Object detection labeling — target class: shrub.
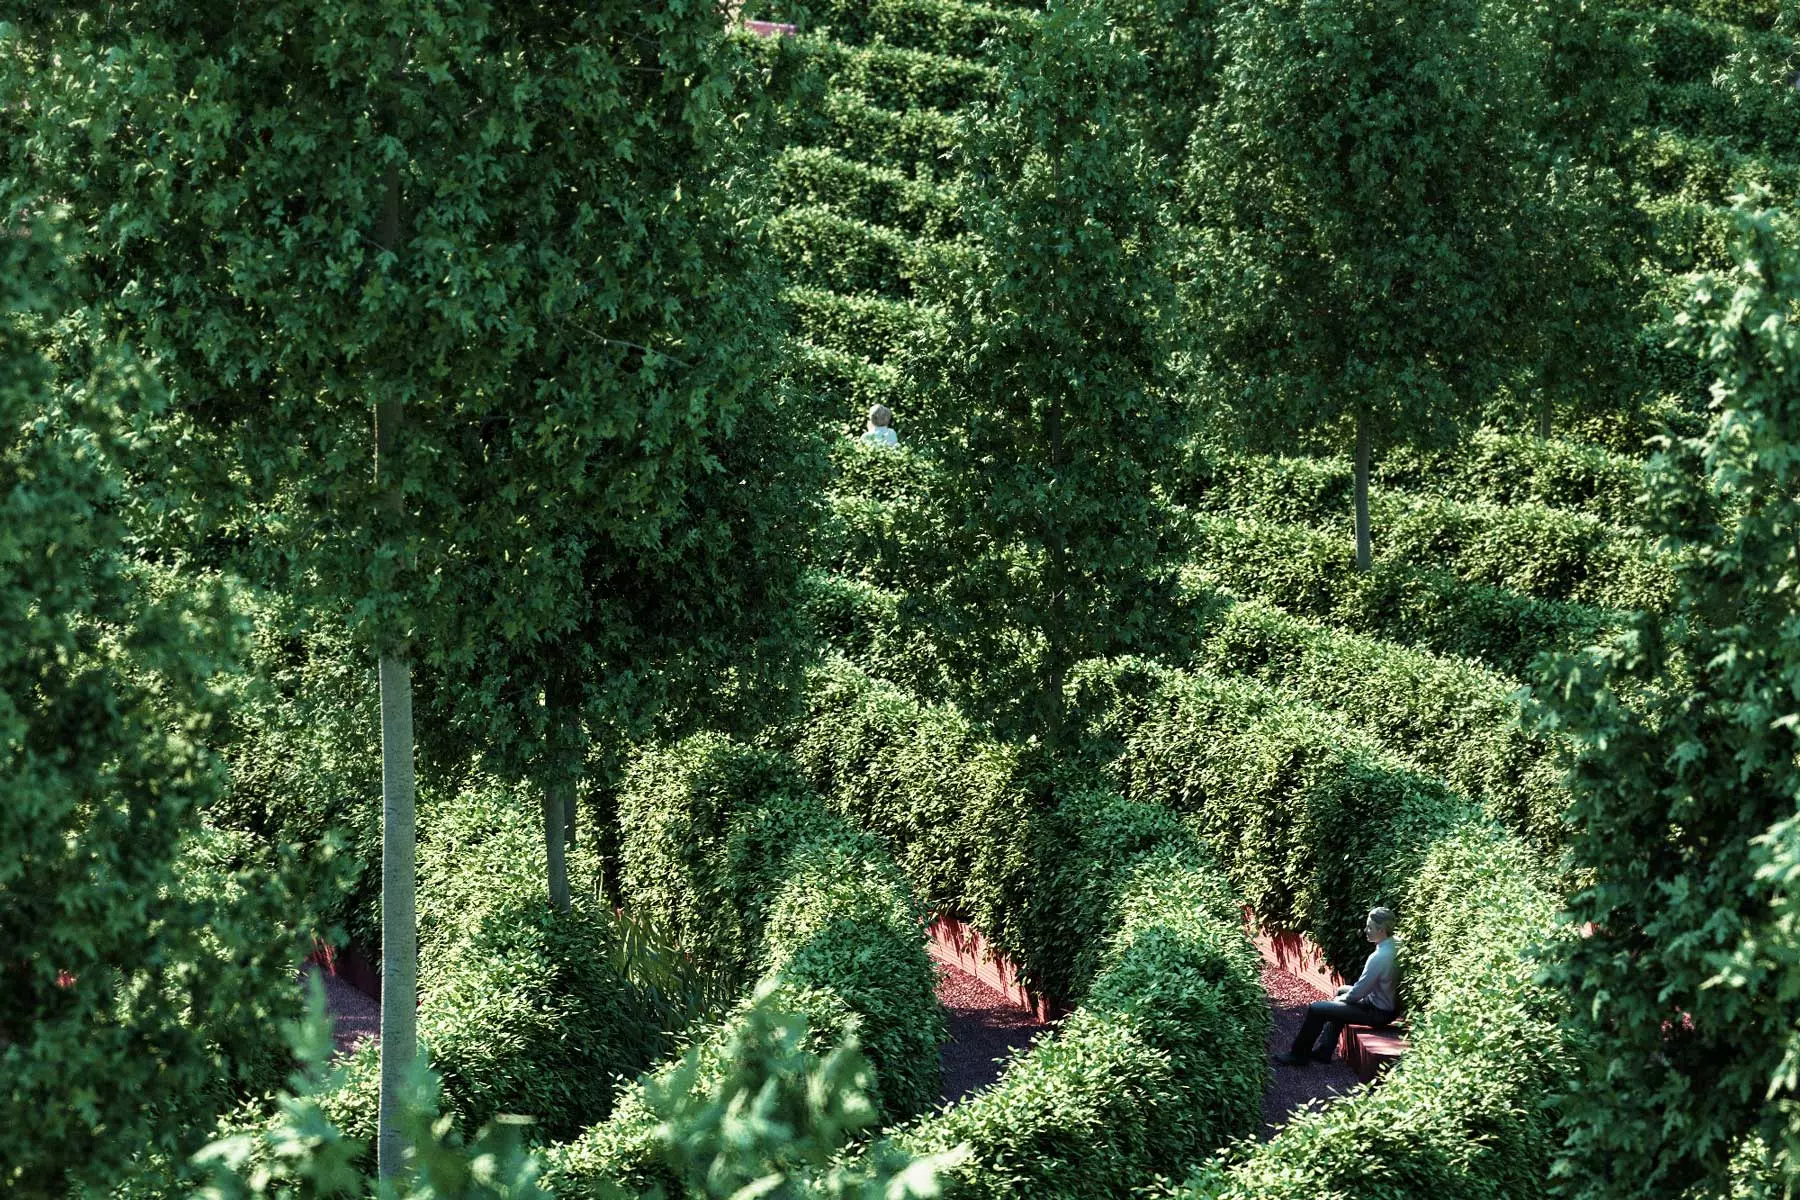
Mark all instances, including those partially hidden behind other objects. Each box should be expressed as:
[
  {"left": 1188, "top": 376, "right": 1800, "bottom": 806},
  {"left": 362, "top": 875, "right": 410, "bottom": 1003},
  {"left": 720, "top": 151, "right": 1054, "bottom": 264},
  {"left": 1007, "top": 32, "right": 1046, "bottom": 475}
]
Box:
[
  {"left": 616, "top": 733, "right": 945, "bottom": 1120},
  {"left": 1178, "top": 444, "right": 1672, "bottom": 611},
  {"left": 1080, "top": 659, "right": 1475, "bottom": 973},
  {"left": 1174, "top": 828, "right": 1567, "bottom": 1200},
  {"left": 789, "top": 658, "right": 1038, "bottom": 978},
  {"left": 786, "top": 36, "right": 1000, "bottom": 113},
  {"left": 768, "top": 206, "right": 971, "bottom": 301},
  {"left": 307, "top": 784, "right": 673, "bottom": 1147},
  {"left": 1383, "top": 428, "right": 1646, "bottom": 527},
  {"left": 799, "top": 574, "right": 954, "bottom": 702},
  {"left": 788, "top": 89, "right": 964, "bottom": 181},
  {"left": 771, "top": 146, "right": 967, "bottom": 240},
  {"left": 810, "top": 0, "right": 1033, "bottom": 63},
  {"left": 1186, "top": 598, "right": 1570, "bottom": 850},
  {"left": 879, "top": 790, "right": 1267, "bottom": 1199},
  {"left": 1180, "top": 512, "right": 1617, "bottom": 678}
]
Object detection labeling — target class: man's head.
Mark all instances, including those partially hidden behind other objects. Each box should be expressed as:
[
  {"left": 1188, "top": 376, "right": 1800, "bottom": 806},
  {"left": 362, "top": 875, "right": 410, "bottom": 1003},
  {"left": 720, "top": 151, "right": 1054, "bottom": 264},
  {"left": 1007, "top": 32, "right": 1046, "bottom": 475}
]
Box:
[
  {"left": 1364, "top": 906, "right": 1396, "bottom": 942},
  {"left": 867, "top": 403, "right": 893, "bottom": 429}
]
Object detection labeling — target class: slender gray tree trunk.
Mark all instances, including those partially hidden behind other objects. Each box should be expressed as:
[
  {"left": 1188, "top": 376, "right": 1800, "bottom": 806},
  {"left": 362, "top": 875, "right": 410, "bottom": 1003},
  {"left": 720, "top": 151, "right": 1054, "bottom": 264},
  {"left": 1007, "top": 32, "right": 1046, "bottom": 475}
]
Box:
[
  {"left": 1353, "top": 409, "right": 1372, "bottom": 573},
  {"left": 1538, "top": 393, "right": 1553, "bottom": 440},
  {"left": 372, "top": 160, "right": 417, "bottom": 1182},
  {"left": 564, "top": 786, "right": 577, "bottom": 848},
  {"left": 544, "top": 782, "right": 571, "bottom": 911}
]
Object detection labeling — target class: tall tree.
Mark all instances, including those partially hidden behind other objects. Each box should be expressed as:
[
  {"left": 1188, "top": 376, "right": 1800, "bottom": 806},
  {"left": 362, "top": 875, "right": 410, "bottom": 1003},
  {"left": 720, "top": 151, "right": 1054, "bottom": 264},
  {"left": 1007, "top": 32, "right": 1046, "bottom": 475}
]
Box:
[
  {"left": 1184, "top": 0, "right": 1539, "bottom": 570},
  {"left": 0, "top": 213, "right": 310, "bottom": 1193},
  {"left": 1534, "top": 200, "right": 1800, "bottom": 1196},
  {"left": 9, "top": 0, "right": 807, "bottom": 1167},
  {"left": 914, "top": 0, "right": 1185, "bottom": 748}
]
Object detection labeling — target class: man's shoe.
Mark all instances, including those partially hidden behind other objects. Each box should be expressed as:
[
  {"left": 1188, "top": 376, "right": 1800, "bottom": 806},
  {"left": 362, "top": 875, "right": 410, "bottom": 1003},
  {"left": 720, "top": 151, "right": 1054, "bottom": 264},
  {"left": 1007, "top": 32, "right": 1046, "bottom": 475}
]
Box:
[
  {"left": 1273, "top": 1051, "right": 1311, "bottom": 1067},
  {"left": 1310, "top": 1048, "right": 1335, "bottom": 1064}
]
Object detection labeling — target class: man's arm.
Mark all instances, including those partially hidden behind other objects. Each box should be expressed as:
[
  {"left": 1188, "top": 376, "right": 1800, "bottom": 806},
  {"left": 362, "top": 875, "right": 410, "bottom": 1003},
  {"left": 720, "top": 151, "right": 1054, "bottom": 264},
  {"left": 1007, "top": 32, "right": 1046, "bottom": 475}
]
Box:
[{"left": 1341, "top": 946, "right": 1382, "bottom": 1004}]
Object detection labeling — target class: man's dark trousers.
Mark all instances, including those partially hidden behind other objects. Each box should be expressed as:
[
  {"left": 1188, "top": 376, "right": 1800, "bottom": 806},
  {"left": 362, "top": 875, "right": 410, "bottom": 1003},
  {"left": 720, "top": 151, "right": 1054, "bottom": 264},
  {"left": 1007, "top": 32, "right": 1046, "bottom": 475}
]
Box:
[{"left": 1290, "top": 999, "right": 1395, "bottom": 1061}]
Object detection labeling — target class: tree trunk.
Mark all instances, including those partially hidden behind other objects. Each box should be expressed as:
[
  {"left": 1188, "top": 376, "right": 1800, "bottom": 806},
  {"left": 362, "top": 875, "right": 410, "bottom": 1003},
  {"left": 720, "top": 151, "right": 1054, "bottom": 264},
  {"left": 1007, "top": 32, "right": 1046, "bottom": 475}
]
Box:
[
  {"left": 1353, "top": 409, "right": 1372, "bottom": 573},
  {"left": 375, "top": 651, "right": 416, "bottom": 1180},
  {"left": 543, "top": 783, "right": 571, "bottom": 912},
  {"left": 371, "top": 159, "right": 417, "bottom": 1182},
  {"left": 564, "top": 786, "right": 577, "bottom": 848},
  {"left": 1538, "top": 393, "right": 1553, "bottom": 440}
]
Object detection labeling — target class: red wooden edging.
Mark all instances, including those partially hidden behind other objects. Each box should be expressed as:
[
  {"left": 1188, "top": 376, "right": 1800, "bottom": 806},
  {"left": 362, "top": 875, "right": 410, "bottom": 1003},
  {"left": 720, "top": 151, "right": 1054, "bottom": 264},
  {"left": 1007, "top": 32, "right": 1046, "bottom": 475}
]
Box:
[
  {"left": 743, "top": 19, "right": 797, "bottom": 37},
  {"left": 926, "top": 914, "right": 1059, "bottom": 1022},
  {"left": 305, "top": 937, "right": 383, "bottom": 1003}
]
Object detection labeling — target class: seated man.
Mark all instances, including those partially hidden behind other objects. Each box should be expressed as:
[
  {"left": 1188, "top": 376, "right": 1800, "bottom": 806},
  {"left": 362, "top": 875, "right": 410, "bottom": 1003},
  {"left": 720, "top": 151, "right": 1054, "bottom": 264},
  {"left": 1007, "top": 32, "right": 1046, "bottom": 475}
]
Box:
[{"left": 1275, "top": 906, "right": 1399, "bottom": 1067}]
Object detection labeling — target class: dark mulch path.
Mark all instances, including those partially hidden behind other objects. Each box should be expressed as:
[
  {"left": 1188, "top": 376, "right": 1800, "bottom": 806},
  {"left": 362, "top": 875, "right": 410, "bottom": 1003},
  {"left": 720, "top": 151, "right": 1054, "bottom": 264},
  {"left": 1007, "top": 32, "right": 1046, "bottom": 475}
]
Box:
[
  {"left": 301, "top": 963, "right": 380, "bottom": 1056},
  {"left": 935, "top": 961, "right": 1045, "bottom": 1103},
  {"left": 1261, "top": 962, "right": 1360, "bottom": 1136}
]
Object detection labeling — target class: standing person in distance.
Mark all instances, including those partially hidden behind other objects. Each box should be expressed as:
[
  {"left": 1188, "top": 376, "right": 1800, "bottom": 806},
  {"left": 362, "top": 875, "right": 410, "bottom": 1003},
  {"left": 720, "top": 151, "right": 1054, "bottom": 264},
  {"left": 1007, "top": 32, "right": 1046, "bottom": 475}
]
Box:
[{"left": 862, "top": 403, "right": 898, "bottom": 447}]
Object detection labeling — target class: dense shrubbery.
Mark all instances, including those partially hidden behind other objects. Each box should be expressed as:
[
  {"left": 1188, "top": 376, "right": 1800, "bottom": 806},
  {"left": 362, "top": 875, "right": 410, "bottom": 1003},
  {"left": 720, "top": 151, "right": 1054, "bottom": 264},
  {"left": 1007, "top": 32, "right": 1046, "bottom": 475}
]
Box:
[
  {"left": 1185, "top": 598, "right": 1570, "bottom": 851},
  {"left": 811, "top": 0, "right": 1031, "bottom": 62},
  {"left": 783, "top": 36, "right": 1000, "bottom": 114},
  {"left": 790, "top": 658, "right": 1038, "bottom": 972},
  {"left": 1180, "top": 512, "right": 1617, "bottom": 678},
  {"left": 885, "top": 792, "right": 1266, "bottom": 1199},
  {"left": 287, "top": 785, "right": 674, "bottom": 1149},
  {"left": 616, "top": 733, "right": 943, "bottom": 1120},
  {"left": 1063, "top": 657, "right": 1570, "bottom": 1199},
  {"left": 1382, "top": 428, "right": 1646, "bottom": 526},
  {"left": 771, "top": 147, "right": 967, "bottom": 240},
  {"left": 1179, "top": 444, "right": 1672, "bottom": 611},
  {"left": 787, "top": 89, "right": 966, "bottom": 181},
  {"left": 1172, "top": 828, "right": 1567, "bottom": 1200}
]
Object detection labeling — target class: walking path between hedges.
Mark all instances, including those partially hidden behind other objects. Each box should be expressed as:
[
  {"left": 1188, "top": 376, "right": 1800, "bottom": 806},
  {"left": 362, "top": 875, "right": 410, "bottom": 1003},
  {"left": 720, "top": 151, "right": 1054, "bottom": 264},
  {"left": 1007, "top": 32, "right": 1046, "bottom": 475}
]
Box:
[
  {"left": 1260, "top": 962, "right": 1360, "bottom": 1136},
  {"left": 303, "top": 953, "right": 1358, "bottom": 1132}
]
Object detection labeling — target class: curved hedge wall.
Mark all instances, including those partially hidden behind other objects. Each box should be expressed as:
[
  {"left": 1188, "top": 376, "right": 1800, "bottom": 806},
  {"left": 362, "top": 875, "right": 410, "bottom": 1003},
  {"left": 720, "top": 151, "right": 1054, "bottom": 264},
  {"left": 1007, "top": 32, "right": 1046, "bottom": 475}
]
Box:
[
  {"left": 887, "top": 791, "right": 1267, "bottom": 1199},
  {"left": 1068, "top": 658, "right": 1570, "bottom": 1200},
  {"left": 296, "top": 785, "right": 673, "bottom": 1147},
  {"left": 615, "top": 733, "right": 944, "bottom": 1121},
  {"left": 1179, "top": 512, "right": 1616, "bottom": 678}
]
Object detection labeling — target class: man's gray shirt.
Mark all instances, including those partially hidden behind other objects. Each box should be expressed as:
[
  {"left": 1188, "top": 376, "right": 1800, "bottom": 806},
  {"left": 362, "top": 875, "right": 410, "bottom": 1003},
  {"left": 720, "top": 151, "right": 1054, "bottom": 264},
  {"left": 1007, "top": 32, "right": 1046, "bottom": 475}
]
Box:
[{"left": 1344, "top": 936, "right": 1399, "bottom": 1012}]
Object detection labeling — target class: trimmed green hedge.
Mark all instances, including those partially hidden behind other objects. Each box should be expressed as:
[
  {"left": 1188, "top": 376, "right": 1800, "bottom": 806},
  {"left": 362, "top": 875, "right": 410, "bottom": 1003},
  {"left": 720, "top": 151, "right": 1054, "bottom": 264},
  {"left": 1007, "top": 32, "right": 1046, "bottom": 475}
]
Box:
[
  {"left": 1178, "top": 445, "right": 1671, "bottom": 612},
  {"left": 768, "top": 205, "right": 970, "bottom": 301},
  {"left": 1172, "top": 828, "right": 1566, "bottom": 1200},
  {"left": 789, "top": 88, "right": 964, "bottom": 181},
  {"left": 799, "top": 573, "right": 953, "bottom": 702},
  {"left": 781, "top": 342, "right": 904, "bottom": 425},
  {"left": 788, "top": 35, "right": 1000, "bottom": 114},
  {"left": 810, "top": 0, "right": 1033, "bottom": 63},
  {"left": 615, "top": 733, "right": 944, "bottom": 1120},
  {"left": 545, "top": 733, "right": 946, "bottom": 1196},
  {"left": 1073, "top": 658, "right": 1472, "bottom": 971},
  {"left": 542, "top": 982, "right": 865, "bottom": 1198},
  {"left": 771, "top": 145, "right": 967, "bottom": 240},
  {"left": 789, "top": 657, "right": 1038, "bottom": 977},
  {"left": 1180, "top": 512, "right": 1616, "bottom": 678},
  {"left": 884, "top": 791, "right": 1267, "bottom": 1199},
  {"left": 785, "top": 285, "right": 941, "bottom": 364},
  {"left": 1186, "top": 598, "right": 1570, "bottom": 851},
  {"left": 304, "top": 785, "right": 672, "bottom": 1146},
  {"left": 1068, "top": 659, "right": 1570, "bottom": 1200},
  {"left": 816, "top": 439, "right": 956, "bottom": 592},
  {"left": 1382, "top": 428, "right": 1646, "bottom": 527}
]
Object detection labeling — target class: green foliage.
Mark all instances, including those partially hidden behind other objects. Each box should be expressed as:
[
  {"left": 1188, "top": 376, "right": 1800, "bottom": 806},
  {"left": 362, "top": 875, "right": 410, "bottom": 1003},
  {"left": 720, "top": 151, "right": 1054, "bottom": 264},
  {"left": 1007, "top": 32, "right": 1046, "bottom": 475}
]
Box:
[
  {"left": 783, "top": 35, "right": 1001, "bottom": 114},
  {"left": 1185, "top": 597, "right": 1571, "bottom": 851},
  {"left": 1180, "top": 442, "right": 1673, "bottom": 610},
  {"left": 1532, "top": 201, "right": 1800, "bottom": 1195},
  {"left": 1179, "top": 511, "right": 1619, "bottom": 678},
  {"left": 1381, "top": 427, "right": 1647, "bottom": 526},
  {"left": 618, "top": 733, "right": 945, "bottom": 1121},
  {"left": 768, "top": 206, "right": 969, "bottom": 301},
  {"left": 0, "top": 215, "right": 316, "bottom": 1193},
  {"left": 1184, "top": 0, "right": 1539, "bottom": 462},
  {"left": 786, "top": 89, "right": 966, "bottom": 183},
  {"left": 1176, "top": 828, "right": 1567, "bottom": 1200},
  {"left": 809, "top": 0, "right": 1033, "bottom": 63},
  {"left": 209, "top": 981, "right": 959, "bottom": 1200},
  {"left": 197, "top": 983, "right": 552, "bottom": 1200},
  {"left": 771, "top": 147, "right": 968, "bottom": 241},
  {"left": 1077, "top": 657, "right": 1476, "bottom": 973},
  {"left": 880, "top": 791, "right": 1266, "bottom": 1199},
  {"left": 279, "top": 785, "right": 673, "bottom": 1149},
  {"left": 912, "top": 0, "right": 1187, "bottom": 743},
  {"left": 790, "top": 659, "right": 1038, "bottom": 977}
]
